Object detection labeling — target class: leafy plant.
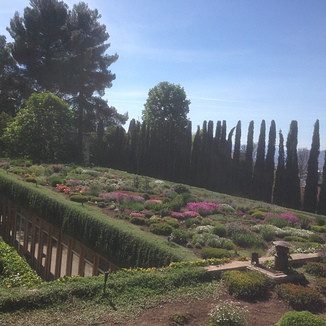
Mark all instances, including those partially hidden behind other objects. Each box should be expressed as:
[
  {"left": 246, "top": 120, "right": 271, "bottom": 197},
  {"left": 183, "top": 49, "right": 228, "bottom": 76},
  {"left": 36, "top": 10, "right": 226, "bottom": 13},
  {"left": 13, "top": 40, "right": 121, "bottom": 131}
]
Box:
[
  {"left": 275, "top": 310, "right": 326, "bottom": 326},
  {"left": 222, "top": 270, "right": 271, "bottom": 299},
  {"left": 149, "top": 223, "right": 173, "bottom": 235},
  {"left": 304, "top": 262, "right": 326, "bottom": 277},
  {"left": 275, "top": 283, "right": 323, "bottom": 311},
  {"left": 201, "top": 248, "right": 231, "bottom": 259},
  {"left": 212, "top": 224, "right": 227, "bottom": 237},
  {"left": 208, "top": 299, "right": 249, "bottom": 326}
]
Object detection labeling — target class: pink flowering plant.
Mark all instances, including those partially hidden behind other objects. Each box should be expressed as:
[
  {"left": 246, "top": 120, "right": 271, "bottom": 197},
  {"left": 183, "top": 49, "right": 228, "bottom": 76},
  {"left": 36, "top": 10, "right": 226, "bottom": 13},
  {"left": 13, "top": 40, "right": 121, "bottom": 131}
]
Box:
[
  {"left": 186, "top": 201, "right": 220, "bottom": 216},
  {"left": 171, "top": 211, "right": 200, "bottom": 220},
  {"left": 100, "top": 191, "right": 145, "bottom": 203}
]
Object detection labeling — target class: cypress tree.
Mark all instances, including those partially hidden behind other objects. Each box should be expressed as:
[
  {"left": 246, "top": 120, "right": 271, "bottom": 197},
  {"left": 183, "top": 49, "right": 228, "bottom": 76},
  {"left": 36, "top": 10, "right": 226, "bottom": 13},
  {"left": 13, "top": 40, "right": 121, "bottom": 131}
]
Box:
[
  {"left": 303, "top": 119, "right": 320, "bottom": 212},
  {"left": 273, "top": 130, "right": 285, "bottom": 206},
  {"left": 232, "top": 120, "right": 241, "bottom": 194},
  {"left": 252, "top": 120, "right": 266, "bottom": 200},
  {"left": 262, "top": 120, "right": 276, "bottom": 203},
  {"left": 189, "top": 126, "right": 201, "bottom": 186},
  {"left": 209, "top": 121, "right": 222, "bottom": 191},
  {"left": 242, "top": 121, "right": 254, "bottom": 197},
  {"left": 284, "top": 120, "right": 301, "bottom": 209},
  {"left": 317, "top": 152, "right": 326, "bottom": 215}
]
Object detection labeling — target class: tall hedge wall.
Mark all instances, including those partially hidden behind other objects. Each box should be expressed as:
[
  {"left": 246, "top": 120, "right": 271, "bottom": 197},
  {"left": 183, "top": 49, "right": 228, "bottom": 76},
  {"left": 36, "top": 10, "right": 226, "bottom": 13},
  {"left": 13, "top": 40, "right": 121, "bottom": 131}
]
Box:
[{"left": 0, "top": 171, "right": 196, "bottom": 268}]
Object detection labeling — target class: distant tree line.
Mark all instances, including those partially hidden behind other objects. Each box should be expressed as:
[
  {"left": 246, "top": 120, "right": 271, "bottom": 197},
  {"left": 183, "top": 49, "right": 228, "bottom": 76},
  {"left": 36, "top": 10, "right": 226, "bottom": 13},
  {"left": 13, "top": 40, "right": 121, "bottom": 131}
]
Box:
[{"left": 90, "top": 117, "right": 325, "bottom": 215}]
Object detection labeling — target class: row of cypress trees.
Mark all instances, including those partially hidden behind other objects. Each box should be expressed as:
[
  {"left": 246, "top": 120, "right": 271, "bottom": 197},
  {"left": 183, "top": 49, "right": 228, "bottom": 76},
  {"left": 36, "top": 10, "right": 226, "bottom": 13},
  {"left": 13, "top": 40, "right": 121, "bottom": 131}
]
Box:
[{"left": 90, "top": 118, "right": 325, "bottom": 215}]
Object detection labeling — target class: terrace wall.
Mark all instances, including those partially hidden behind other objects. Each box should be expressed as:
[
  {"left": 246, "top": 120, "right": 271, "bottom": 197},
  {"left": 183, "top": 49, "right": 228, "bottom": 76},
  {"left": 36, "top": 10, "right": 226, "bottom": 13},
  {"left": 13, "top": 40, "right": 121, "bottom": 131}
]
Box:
[{"left": 0, "top": 197, "right": 118, "bottom": 281}]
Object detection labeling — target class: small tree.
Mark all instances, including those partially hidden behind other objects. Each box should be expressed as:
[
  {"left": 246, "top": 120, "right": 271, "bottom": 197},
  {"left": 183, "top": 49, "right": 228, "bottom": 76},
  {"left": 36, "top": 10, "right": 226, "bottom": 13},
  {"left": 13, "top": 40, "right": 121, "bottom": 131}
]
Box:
[
  {"left": 142, "top": 81, "right": 190, "bottom": 126},
  {"left": 2, "top": 92, "right": 74, "bottom": 162}
]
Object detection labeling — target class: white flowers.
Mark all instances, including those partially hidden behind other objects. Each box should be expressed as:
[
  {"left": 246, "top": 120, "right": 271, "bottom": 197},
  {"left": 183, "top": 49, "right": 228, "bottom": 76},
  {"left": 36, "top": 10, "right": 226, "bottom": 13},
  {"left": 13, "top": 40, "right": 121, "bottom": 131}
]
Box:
[{"left": 209, "top": 299, "right": 249, "bottom": 325}]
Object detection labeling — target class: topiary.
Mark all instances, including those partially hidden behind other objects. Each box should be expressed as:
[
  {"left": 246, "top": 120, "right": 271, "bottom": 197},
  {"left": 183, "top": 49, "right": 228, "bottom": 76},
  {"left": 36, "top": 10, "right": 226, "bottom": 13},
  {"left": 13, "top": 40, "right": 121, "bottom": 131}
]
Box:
[{"left": 275, "top": 310, "right": 326, "bottom": 326}]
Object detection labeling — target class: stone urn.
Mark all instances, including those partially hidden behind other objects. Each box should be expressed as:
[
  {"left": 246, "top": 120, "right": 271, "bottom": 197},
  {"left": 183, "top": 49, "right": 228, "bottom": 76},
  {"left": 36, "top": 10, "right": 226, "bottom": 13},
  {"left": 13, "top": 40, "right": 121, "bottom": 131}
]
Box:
[{"left": 273, "top": 240, "right": 291, "bottom": 272}]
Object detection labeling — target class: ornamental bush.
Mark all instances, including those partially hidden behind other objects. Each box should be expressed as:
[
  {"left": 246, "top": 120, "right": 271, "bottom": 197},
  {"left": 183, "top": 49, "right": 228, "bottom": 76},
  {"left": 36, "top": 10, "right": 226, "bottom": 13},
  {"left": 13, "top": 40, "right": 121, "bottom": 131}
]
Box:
[
  {"left": 201, "top": 248, "right": 231, "bottom": 259},
  {"left": 275, "top": 283, "right": 323, "bottom": 311},
  {"left": 304, "top": 262, "right": 326, "bottom": 278},
  {"left": 149, "top": 223, "right": 173, "bottom": 235},
  {"left": 275, "top": 310, "right": 326, "bottom": 326},
  {"left": 212, "top": 224, "right": 227, "bottom": 237},
  {"left": 222, "top": 270, "right": 271, "bottom": 299},
  {"left": 317, "top": 278, "right": 326, "bottom": 295},
  {"left": 208, "top": 299, "right": 249, "bottom": 326}
]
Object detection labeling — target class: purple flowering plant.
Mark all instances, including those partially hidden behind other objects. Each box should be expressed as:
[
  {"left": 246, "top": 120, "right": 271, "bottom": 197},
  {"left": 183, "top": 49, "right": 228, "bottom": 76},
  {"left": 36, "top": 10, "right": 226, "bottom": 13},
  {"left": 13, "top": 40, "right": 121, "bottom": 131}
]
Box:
[
  {"left": 265, "top": 212, "right": 299, "bottom": 226},
  {"left": 186, "top": 201, "right": 219, "bottom": 216},
  {"left": 100, "top": 191, "right": 145, "bottom": 203}
]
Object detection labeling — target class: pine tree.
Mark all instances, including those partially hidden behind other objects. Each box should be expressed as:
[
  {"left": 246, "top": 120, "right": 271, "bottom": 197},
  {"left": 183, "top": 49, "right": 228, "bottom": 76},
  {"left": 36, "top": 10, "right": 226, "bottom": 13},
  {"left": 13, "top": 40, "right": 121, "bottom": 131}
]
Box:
[
  {"left": 273, "top": 130, "right": 285, "bottom": 206},
  {"left": 284, "top": 121, "right": 301, "bottom": 209},
  {"left": 303, "top": 120, "right": 320, "bottom": 212},
  {"left": 232, "top": 120, "right": 241, "bottom": 194},
  {"left": 252, "top": 120, "right": 266, "bottom": 200},
  {"left": 262, "top": 120, "right": 276, "bottom": 203}
]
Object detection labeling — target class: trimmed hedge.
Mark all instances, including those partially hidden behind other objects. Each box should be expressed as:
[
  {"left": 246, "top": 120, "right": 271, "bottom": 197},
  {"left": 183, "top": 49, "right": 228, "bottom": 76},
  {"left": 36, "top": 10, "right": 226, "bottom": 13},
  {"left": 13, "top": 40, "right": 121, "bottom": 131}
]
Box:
[{"left": 0, "top": 171, "right": 197, "bottom": 269}]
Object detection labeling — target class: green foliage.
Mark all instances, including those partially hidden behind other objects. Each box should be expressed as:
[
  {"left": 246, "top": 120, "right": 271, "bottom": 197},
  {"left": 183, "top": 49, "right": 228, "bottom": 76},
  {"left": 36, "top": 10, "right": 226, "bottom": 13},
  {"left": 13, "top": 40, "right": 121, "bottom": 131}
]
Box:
[
  {"left": 1, "top": 92, "right": 74, "bottom": 162},
  {"left": 163, "top": 217, "right": 180, "bottom": 228},
  {"left": 222, "top": 270, "right": 271, "bottom": 299},
  {"left": 130, "top": 216, "right": 146, "bottom": 225},
  {"left": 308, "top": 233, "right": 325, "bottom": 244},
  {"left": 0, "top": 238, "right": 42, "bottom": 288},
  {"left": 142, "top": 81, "right": 190, "bottom": 126},
  {"left": 304, "top": 262, "right": 326, "bottom": 277},
  {"left": 275, "top": 283, "right": 323, "bottom": 311},
  {"left": 251, "top": 210, "right": 265, "bottom": 220},
  {"left": 208, "top": 299, "right": 249, "bottom": 326},
  {"left": 259, "top": 225, "right": 275, "bottom": 242},
  {"left": 267, "top": 217, "right": 289, "bottom": 228},
  {"left": 315, "top": 215, "right": 326, "bottom": 226},
  {"left": 171, "top": 229, "right": 190, "bottom": 245},
  {"left": 229, "top": 228, "right": 265, "bottom": 249},
  {"left": 171, "top": 184, "right": 190, "bottom": 194},
  {"left": 69, "top": 194, "right": 88, "bottom": 203},
  {"left": 169, "top": 312, "right": 190, "bottom": 325},
  {"left": 0, "top": 171, "right": 197, "bottom": 268},
  {"left": 149, "top": 223, "right": 173, "bottom": 235},
  {"left": 283, "top": 235, "right": 307, "bottom": 242},
  {"left": 317, "top": 278, "right": 326, "bottom": 295},
  {"left": 212, "top": 224, "right": 227, "bottom": 237},
  {"left": 201, "top": 248, "right": 231, "bottom": 259},
  {"left": 312, "top": 225, "right": 326, "bottom": 232},
  {"left": 275, "top": 310, "right": 326, "bottom": 326},
  {"left": 185, "top": 217, "right": 202, "bottom": 228}
]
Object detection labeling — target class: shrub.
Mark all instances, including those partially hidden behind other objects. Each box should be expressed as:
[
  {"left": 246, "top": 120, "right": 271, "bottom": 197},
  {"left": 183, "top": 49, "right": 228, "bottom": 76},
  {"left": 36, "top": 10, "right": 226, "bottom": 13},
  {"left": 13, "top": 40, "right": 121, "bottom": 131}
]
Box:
[
  {"left": 304, "top": 262, "right": 326, "bottom": 277},
  {"left": 212, "top": 224, "right": 227, "bottom": 237},
  {"left": 149, "top": 223, "right": 173, "bottom": 235},
  {"left": 317, "top": 278, "right": 326, "bottom": 295},
  {"left": 170, "top": 229, "right": 190, "bottom": 245},
  {"left": 283, "top": 235, "right": 307, "bottom": 242},
  {"left": 312, "top": 225, "right": 326, "bottom": 233},
  {"left": 69, "top": 194, "right": 88, "bottom": 203},
  {"left": 185, "top": 217, "right": 202, "bottom": 228},
  {"left": 130, "top": 216, "right": 146, "bottom": 225},
  {"left": 208, "top": 299, "right": 249, "bottom": 326},
  {"left": 159, "top": 208, "right": 171, "bottom": 217},
  {"left": 144, "top": 200, "right": 163, "bottom": 212},
  {"left": 275, "top": 310, "right": 326, "bottom": 326},
  {"left": 231, "top": 231, "right": 264, "bottom": 249},
  {"left": 298, "top": 215, "right": 311, "bottom": 230},
  {"left": 268, "top": 217, "right": 290, "bottom": 228},
  {"left": 49, "top": 175, "right": 65, "bottom": 187},
  {"left": 171, "top": 184, "right": 190, "bottom": 194},
  {"left": 169, "top": 312, "right": 190, "bottom": 325},
  {"left": 275, "top": 283, "right": 323, "bottom": 311},
  {"left": 222, "top": 270, "right": 271, "bottom": 299},
  {"left": 251, "top": 210, "right": 265, "bottom": 220},
  {"left": 259, "top": 225, "right": 275, "bottom": 242},
  {"left": 315, "top": 215, "right": 326, "bottom": 226},
  {"left": 308, "top": 233, "right": 325, "bottom": 244},
  {"left": 201, "top": 248, "right": 231, "bottom": 259},
  {"left": 162, "top": 217, "right": 180, "bottom": 229}
]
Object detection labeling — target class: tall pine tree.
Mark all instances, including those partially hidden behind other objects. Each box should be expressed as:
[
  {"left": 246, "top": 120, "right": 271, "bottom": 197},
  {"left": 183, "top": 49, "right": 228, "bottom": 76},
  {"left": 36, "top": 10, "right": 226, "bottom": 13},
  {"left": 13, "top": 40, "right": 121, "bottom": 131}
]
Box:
[{"left": 317, "top": 152, "right": 326, "bottom": 215}]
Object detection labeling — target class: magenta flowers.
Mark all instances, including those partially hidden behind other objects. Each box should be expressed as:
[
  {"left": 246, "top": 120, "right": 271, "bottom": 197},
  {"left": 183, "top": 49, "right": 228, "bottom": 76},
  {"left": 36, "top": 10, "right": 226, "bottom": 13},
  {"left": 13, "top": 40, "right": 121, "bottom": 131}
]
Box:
[
  {"left": 100, "top": 192, "right": 145, "bottom": 203},
  {"left": 186, "top": 201, "right": 219, "bottom": 216},
  {"left": 265, "top": 212, "right": 299, "bottom": 225}
]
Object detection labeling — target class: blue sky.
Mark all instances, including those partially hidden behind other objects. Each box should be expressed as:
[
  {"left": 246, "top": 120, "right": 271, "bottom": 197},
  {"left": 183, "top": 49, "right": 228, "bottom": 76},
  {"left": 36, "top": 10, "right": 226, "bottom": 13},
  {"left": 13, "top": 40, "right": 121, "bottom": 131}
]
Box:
[{"left": 1, "top": 0, "right": 325, "bottom": 150}]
